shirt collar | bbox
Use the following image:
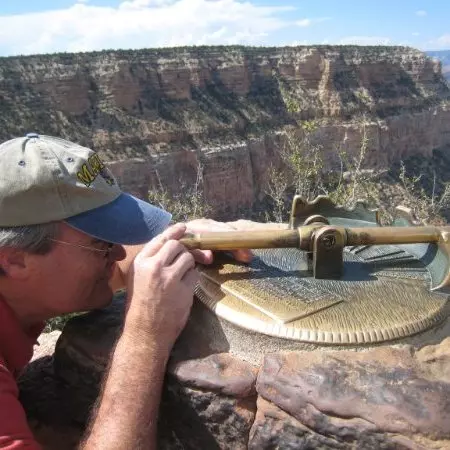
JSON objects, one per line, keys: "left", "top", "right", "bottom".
{"left": 0, "top": 299, "right": 44, "bottom": 376}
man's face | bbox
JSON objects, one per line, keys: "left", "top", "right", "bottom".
{"left": 27, "top": 222, "right": 126, "bottom": 317}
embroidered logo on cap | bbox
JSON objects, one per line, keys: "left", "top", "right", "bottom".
{"left": 77, "top": 153, "right": 116, "bottom": 187}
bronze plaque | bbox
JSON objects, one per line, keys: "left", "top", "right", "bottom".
{"left": 197, "top": 244, "right": 449, "bottom": 344}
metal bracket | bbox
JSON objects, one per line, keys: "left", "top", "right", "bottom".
{"left": 290, "top": 199, "right": 346, "bottom": 279}
{"left": 289, "top": 196, "right": 361, "bottom": 279}
{"left": 313, "top": 226, "right": 345, "bottom": 279}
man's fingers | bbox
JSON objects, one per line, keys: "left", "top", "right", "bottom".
{"left": 139, "top": 223, "right": 186, "bottom": 258}
{"left": 189, "top": 248, "right": 252, "bottom": 265}
{"left": 184, "top": 219, "right": 254, "bottom": 264}
{"left": 170, "top": 251, "right": 196, "bottom": 281}
{"left": 185, "top": 219, "right": 231, "bottom": 233}
{"left": 230, "top": 249, "right": 253, "bottom": 263}
{"left": 182, "top": 266, "right": 200, "bottom": 287}
{"left": 190, "top": 249, "right": 214, "bottom": 265}
{"left": 157, "top": 240, "right": 186, "bottom": 266}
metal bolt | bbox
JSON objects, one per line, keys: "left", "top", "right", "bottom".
{"left": 321, "top": 233, "right": 336, "bottom": 249}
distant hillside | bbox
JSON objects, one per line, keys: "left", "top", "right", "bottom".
{"left": 1, "top": 45, "right": 450, "bottom": 218}
{"left": 427, "top": 50, "right": 450, "bottom": 81}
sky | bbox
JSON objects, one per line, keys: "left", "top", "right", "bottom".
{"left": 0, "top": 0, "right": 449, "bottom": 56}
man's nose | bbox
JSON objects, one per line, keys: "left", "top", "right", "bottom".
{"left": 109, "top": 244, "right": 127, "bottom": 261}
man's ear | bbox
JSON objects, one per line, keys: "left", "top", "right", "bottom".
{"left": 0, "top": 249, "right": 28, "bottom": 278}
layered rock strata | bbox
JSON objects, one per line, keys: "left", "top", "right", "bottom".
{"left": 0, "top": 46, "right": 449, "bottom": 216}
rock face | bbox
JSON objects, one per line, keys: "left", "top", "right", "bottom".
{"left": 160, "top": 354, "right": 258, "bottom": 450}
{"left": 41, "top": 292, "right": 450, "bottom": 450}
{"left": 0, "top": 46, "right": 449, "bottom": 216}
{"left": 253, "top": 346, "right": 450, "bottom": 450}
{"left": 18, "top": 331, "right": 83, "bottom": 450}
{"left": 428, "top": 51, "right": 450, "bottom": 81}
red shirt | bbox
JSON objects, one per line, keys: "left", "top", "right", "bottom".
{"left": 0, "top": 299, "right": 44, "bottom": 449}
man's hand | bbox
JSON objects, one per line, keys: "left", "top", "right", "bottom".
{"left": 125, "top": 223, "right": 198, "bottom": 352}
{"left": 185, "top": 218, "right": 253, "bottom": 265}
{"left": 83, "top": 224, "right": 198, "bottom": 450}
{"left": 112, "top": 218, "right": 287, "bottom": 293}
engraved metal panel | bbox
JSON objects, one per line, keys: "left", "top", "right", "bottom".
{"left": 194, "top": 198, "right": 450, "bottom": 344}
{"left": 197, "top": 244, "right": 449, "bottom": 344}
{"left": 200, "top": 249, "right": 343, "bottom": 323}
{"left": 202, "top": 204, "right": 450, "bottom": 345}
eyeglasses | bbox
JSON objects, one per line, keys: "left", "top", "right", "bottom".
{"left": 48, "top": 239, "right": 114, "bottom": 258}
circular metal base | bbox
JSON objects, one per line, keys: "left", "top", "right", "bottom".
{"left": 196, "top": 245, "right": 450, "bottom": 345}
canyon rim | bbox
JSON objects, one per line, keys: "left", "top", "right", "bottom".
{"left": 1, "top": 45, "right": 450, "bottom": 217}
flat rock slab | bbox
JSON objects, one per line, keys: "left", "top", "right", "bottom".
{"left": 256, "top": 340, "right": 450, "bottom": 449}
{"left": 249, "top": 396, "right": 381, "bottom": 450}
{"left": 169, "top": 353, "right": 258, "bottom": 398}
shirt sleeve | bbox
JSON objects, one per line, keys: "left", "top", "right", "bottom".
{"left": 0, "top": 364, "right": 42, "bottom": 449}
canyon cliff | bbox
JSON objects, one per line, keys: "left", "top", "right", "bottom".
{"left": 0, "top": 45, "right": 449, "bottom": 217}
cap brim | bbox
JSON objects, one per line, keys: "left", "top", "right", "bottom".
{"left": 65, "top": 193, "right": 172, "bottom": 245}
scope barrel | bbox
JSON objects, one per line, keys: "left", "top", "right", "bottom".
{"left": 346, "top": 226, "right": 441, "bottom": 246}
{"left": 180, "top": 225, "right": 448, "bottom": 251}
{"left": 180, "top": 229, "right": 301, "bottom": 250}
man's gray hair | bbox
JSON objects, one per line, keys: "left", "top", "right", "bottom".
{"left": 0, "top": 222, "right": 59, "bottom": 255}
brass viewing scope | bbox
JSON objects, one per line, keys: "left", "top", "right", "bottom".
{"left": 180, "top": 225, "right": 448, "bottom": 250}
{"left": 180, "top": 220, "right": 450, "bottom": 285}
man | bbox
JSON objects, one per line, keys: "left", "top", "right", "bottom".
{"left": 0, "top": 133, "right": 251, "bottom": 449}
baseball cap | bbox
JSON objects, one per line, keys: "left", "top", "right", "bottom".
{"left": 0, "top": 133, "right": 172, "bottom": 245}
